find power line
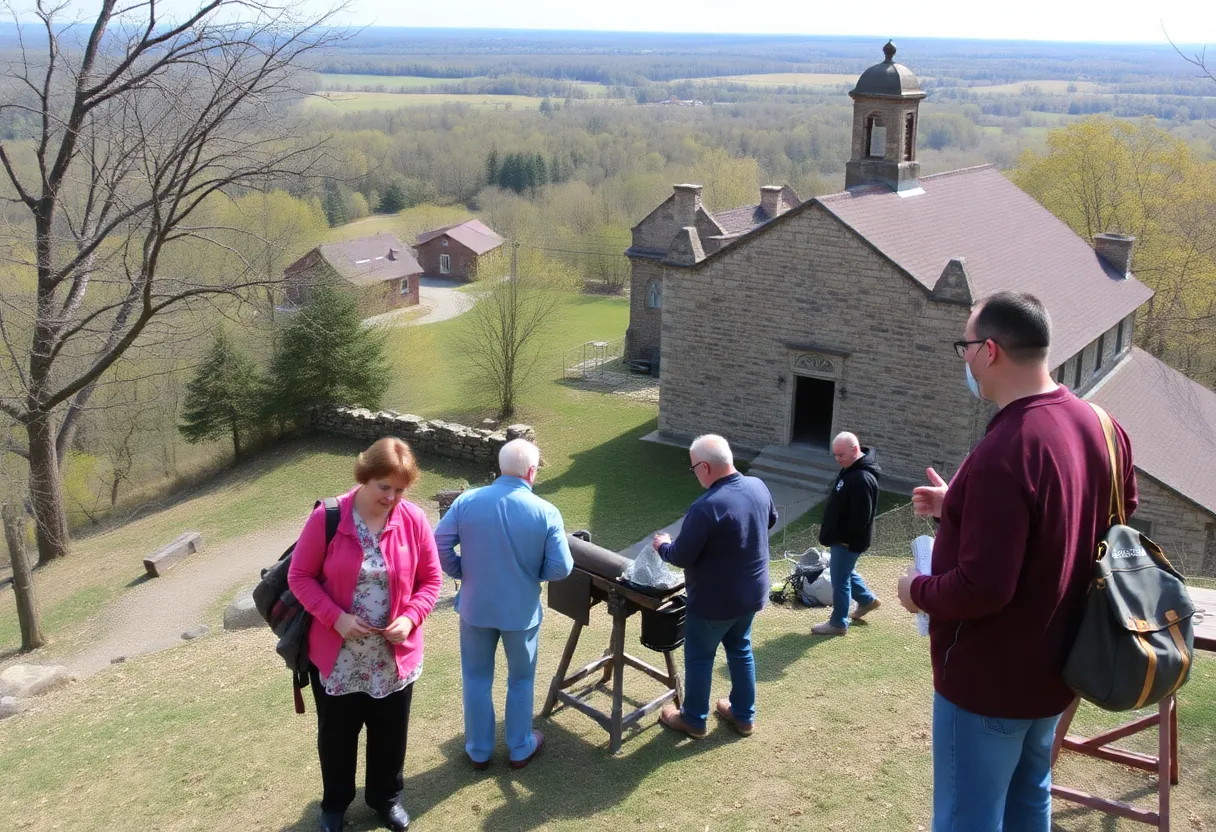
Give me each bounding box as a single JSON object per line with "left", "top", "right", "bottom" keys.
{"left": 517, "top": 243, "right": 628, "bottom": 258}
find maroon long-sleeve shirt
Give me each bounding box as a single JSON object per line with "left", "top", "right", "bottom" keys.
{"left": 911, "top": 385, "right": 1137, "bottom": 719}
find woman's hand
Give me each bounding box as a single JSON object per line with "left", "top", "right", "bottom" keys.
{"left": 382, "top": 615, "right": 415, "bottom": 644}
{"left": 335, "top": 612, "right": 373, "bottom": 640}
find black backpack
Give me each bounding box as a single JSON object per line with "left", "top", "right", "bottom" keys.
{"left": 1063, "top": 405, "right": 1195, "bottom": 711}
{"left": 253, "top": 497, "right": 340, "bottom": 714}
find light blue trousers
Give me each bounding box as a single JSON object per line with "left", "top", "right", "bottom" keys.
{"left": 459, "top": 619, "right": 540, "bottom": 763}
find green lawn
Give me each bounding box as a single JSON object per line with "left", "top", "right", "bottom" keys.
{"left": 303, "top": 92, "right": 552, "bottom": 113}
{"left": 316, "top": 74, "right": 487, "bottom": 90}
{"left": 2, "top": 556, "right": 1212, "bottom": 830}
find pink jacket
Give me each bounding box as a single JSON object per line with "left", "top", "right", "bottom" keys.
{"left": 287, "top": 486, "right": 442, "bottom": 680}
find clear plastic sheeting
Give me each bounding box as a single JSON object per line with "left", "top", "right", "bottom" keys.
{"left": 621, "top": 545, "right": 683, "bottom": 590}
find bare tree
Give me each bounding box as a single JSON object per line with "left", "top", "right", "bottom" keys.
{"left": 0, "top": 1, "right": 344, "bottom": 563}
{"left": 460, "top": 243, "right": 572, "bottom": 417}
{"left": 2, "top": 504, "right": 45, "bottom": 650}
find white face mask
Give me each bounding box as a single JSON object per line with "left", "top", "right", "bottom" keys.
{"left": 965, "top": 362, "right": 981, "bottom": 399}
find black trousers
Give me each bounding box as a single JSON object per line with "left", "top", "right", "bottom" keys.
{"left": 309, "top": 668, "right": 414, "bottom": 813}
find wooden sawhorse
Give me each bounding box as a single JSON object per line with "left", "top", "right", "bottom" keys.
{"left": 541, "top": 574, "right": 683, "bottom": 754}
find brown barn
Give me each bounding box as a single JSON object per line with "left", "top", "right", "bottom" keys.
{"left": 415, "top": 219, "right": 504, "bottom": 280}
{"left": 284, "top": 233, "right": 422, "bottom": 317}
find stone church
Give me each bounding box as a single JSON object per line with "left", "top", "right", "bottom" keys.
{"left": 624, "top": 42, "right": 1216, "bottom": 576}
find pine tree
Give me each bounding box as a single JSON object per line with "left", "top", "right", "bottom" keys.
{"left": 533, "top": 153, "right": 548, "bottom": 187}
{"left": 486, "top": 148, "right": 499, "bottom": 186}
{"left": 378, "top": 180, "right": 408, "bottom": 214}
{"left": 179, "top": 328, "right": 263, "bottom": 458}
{"left": 265, "top": 282, "right": 389, "bottom": 425}
{"left": 321, "top": 181, "right": 349, "bottom": 227}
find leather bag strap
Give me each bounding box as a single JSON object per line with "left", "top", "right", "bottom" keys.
{"left": 1087, "top": 402, "right": 1126, "bottom": 526}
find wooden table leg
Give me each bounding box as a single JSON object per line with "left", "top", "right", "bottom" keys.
{"left": 542, "top": 620, "right": 583, "bottom": 718}
{"left": 663, "top": 649, "right": 682, "bottom": 710}
{"left": 1169, "top": 696, "right": 1180, "bottom": 785}
{"left": 1158, "top": 696, "right": 1172, "bottom": 831}
{"left": 608, "top": 602, "right": 628, "bottom": 754}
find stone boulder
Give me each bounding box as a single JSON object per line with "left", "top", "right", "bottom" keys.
{"left": 223, "top": 590, "right": 263, "bottom": 631}
{"left": 0, "top": 696, "right": 25, "bottom": 720}
{"left": 0, "top": 664, "right": 72, "bottom": 699}
{"left": 182, "top": 625, "right": 211, "bottom": 641}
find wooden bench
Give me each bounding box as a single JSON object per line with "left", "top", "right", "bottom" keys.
{"left": 143, "top": 531, "right": 204, "bottom": 578}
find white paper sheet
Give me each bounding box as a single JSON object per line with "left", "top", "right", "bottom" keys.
{"left": 911, "top": 535, "right": 935, "bottom": 637}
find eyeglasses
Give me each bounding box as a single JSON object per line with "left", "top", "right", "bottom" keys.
{"left": 689, "top": 461, "right": 708, "bottom": 473}
{"left": 953, "top": 339, "right": 990, "bottom": 358}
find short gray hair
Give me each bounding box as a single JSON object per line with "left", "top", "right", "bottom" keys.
{"left": 499, "top": 439, "right": 540, "bottom": 477}
{"left": 690, "top": 434, "right": 733, "bottom": 467}
{"left": 832, "top": 432, "right": 859, "bottom": 451}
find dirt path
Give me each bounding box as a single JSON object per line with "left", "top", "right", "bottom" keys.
{"left": 56, "top": 520, "right": 303, "bottom": 677}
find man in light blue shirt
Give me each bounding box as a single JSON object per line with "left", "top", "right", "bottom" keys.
{"left": 433, "top": 438, "right": 573, "bottom": 770}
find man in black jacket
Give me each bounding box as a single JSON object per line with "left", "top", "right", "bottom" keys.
{"left": 812, "top": 432, "right": 881, "bottom": 635}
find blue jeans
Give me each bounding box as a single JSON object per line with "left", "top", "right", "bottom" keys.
{"left": 459, "top": 619, "right": 540, "bottom": 763}
{"left": 681, "top": 612, "right": 756, "bottom": 731}
{"left": 932, "top": 693, "right": 1063, "bottom": 832}
{"left": 829, "top": 544, "right": 876, "bottom": 628}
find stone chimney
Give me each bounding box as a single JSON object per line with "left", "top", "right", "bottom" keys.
{"left": 760, "top": 186, "right": 785, "bottom": 218}
{"left": 387, "top": 248, "right": 397, "bottom": 261}
{"left": 1093, "top": 233, "right": 1135, "bottom": 278}
{"left": 663, "top": 226, "right": 706, "bottom": 267}
{"left": 672, "top": 184, "right": 703, "bottom": 228}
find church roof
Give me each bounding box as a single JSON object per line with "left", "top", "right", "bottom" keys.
{"left": 816, "top": 165, "right": 1154, "bottom": 368}
{"left": 850, "top": 41, "right": 925, "bottom": 99}
{"left": 1088, "top": 347, "right": 1216, "bottom": 515}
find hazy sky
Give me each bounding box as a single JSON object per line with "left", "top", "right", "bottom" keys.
{"left": 333, "top": 0, "right": 1213, "bottom": 44}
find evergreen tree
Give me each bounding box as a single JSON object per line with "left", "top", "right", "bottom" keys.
{"left": 179, "top": 328, "right": 263, "bottom": 458}
{"left": 265, "top": 283, "right": 389, "bottom": 425}
{"left": 486, "top": 148, "right": 499, "bottom": 186}
{"left": 533, "top": 153, "right": 548, "bottom": 187}
{"left": 377, "top": 180, "right": 408, "bottom": 214}
{"left": 321, "top": 181, "right": 349, "bottom": 227}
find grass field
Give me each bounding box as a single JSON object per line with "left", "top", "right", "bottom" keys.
{"left": 1, "top": 555, "right": 1212, "bottom": 831}
{"left": 314, "top": 74, "right": 611, "bottom": 98}
{"left": 690, "top": 72, "right": 858, "bottom": 87}
{"left": 303, "top": 91, "right": 554, "bottom": 113}
{"left": 971, "top": 79, "right": 1103, "bottom": 95}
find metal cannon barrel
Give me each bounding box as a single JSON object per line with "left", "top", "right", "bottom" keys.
{"left": 567, "top": 533, "right": 632, "bottom": 580}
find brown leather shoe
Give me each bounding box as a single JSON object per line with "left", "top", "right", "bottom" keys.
{"left": 468, "top": 754, "right": 490, "bottom": 771}
{"left": 715, "top": 698, "right": 754, "bottom": 736}
{"left": 851, "top": 598, "right": 882, "bottom": 621}
{"left": 659, "top": 703, "right": 707, "bottom": 740}
{"left": 509, "top": 730, "right": 545, "bottom": 769}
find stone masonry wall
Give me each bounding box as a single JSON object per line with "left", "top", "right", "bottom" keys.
{"left": 1133, "top": 474, "right": 1216, "bottom": 578}
{"left": 625, "top": 259, "right": 664, "bottom": 360}
{"left": 659, "top": 202, "right": 983, "bottom": 485}
{"left": 312, "top": 406, "right": 536, "bottom": 471}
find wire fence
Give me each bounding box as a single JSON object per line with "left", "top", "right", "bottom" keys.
{"left": 770, "top": 499, "right": 937, "bottom": 565}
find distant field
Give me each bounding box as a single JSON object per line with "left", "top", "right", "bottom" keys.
{"left": 970, "top": 79, "right": 1103, "bottom": 95}
{"left": 303, "top": 91, "right": 552, "bottom": 113}
{"left": 315, "top": 73, "right": 485, "bottom": 89}
{"left": 692, "top": 72, "right": 859, "bottom": 86}
{"left": 314, "top": 74, "right": 611, "bottom": 97}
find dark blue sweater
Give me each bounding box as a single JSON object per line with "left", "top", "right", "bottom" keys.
{"left": 658, "top": 473, "right": 777, "bottom": 619}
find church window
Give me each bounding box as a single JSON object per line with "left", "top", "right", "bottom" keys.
{"left": 903, "top": 112, "right": 916, "bottom": 161}
{"left": 646, "top": 280, "right": 661, "bottom": 309}
{"left": 1073, "top": 353, "right": 1083, "bottom": 388}
{"left": 1116, "top": 319, "right": 1126, "bottom": 353}
{"left": 1094, "top": 334, "right": 1105, "bottom": 373}
{"left": 865, "top": 116, "right": 886, "bottom": 159}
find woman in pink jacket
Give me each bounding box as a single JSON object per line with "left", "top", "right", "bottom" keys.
{"left": 288, "top": 438, "right": 442, "bottom": 832}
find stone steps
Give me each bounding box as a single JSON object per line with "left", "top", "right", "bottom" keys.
{"left": 748, "top": 444, "right": 839, "bottom": 495}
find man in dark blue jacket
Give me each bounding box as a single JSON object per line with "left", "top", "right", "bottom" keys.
{"left": 812, "top": 432, "right": 881, "bottom": 636}
{"left": 652, "top": 434, "right": 776, "bottom": 739}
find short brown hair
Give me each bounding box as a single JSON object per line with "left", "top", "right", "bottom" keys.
{"left": 354, "top": 437, "right": 419, "bottom": 487}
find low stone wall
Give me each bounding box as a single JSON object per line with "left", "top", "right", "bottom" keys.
{"left": 312, "top": 406, "right": 535, "bottom": 469}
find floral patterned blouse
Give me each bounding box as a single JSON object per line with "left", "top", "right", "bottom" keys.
{"left": 321, "top": 509, "right": 423, "bottom": 698}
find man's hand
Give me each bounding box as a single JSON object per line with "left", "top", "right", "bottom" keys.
{"left": 912, "top": 467, "right": 948, "bottom": 519}
{"left": 335, "top": 612, "right": 373, "bottom": 640}
{"left": 382, "top": 615, "right": 415, "bottom": 644}
{"left": 652, "top": 532, "right": 672, "bottom": 550}
{"left": 897, "top": 565, "right": 922, "bottom": 614}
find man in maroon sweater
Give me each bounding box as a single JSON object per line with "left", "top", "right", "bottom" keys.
{"left": 897, "top": 292, "right": 1137, "bottom": 832}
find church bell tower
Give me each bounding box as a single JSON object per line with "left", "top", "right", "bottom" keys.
{"left": 845, "top": 41, "right": 926, "bottom": 192}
